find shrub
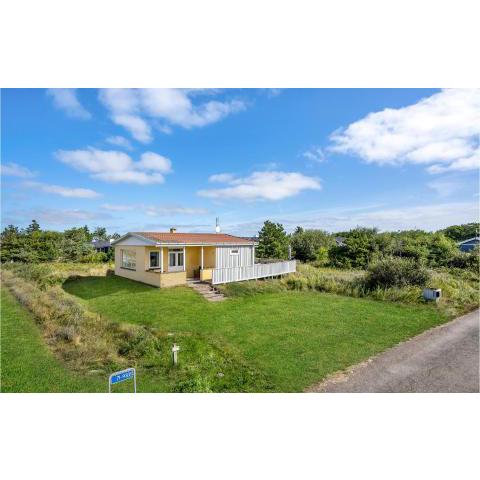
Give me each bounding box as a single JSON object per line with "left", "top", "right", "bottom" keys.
{"left": 447, "top": 248, "right": 480, "bottom": 272}
{"left": 365, "top": 257, "right": 430, "bottom": 289}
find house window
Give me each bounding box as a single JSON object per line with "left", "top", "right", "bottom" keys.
{"left": 168, "top": 248, "right": 184, "bottom": 272}
{"left": 121, "top": 249, "right": 136, "bottom": 270}
{"left": 150, "top": 251, "right": 160, "bottom": 268}
{"left": 230, "top": 248, "right": 239, "bottom": 255}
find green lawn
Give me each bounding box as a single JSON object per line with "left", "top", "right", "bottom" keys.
{"left": 60, "top": 275, "right": 447, "bottom": 392}
{"left": 1, "top": 289, "right": 106, "bottom": 392}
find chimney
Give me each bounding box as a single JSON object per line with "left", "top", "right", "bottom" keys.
{"left": 215, "top": 217, "right": 221, "bottom": 233}
{"left": 170, "top": 227, "right": 177, "bottom": 233}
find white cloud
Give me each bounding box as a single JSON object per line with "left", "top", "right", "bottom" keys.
{"left": 55, "top": 148, "right": 173, "bottom": 185}
{"left": 137, "top": 152, "right": 172, "bottom": 173}
{"left": 208, "top": 173, "right": 236, "bottom": 183}
{"left": 106, "top": 136, "right": 133, "bottom": 150}
{"left": 303, "top": 146, "right": 325, "bottom": 163}
{"left": 99, "top": 88, "right": 246, "bottom": 142}
{"left": 1, "top": 162, "right": 36, "bottom": 178}
{"left": 144, "top": 206, "right": 209, "bottom": 217}
{"left": 46, "top": 89, "right": 91, "bottom": 120}
{"left": 101, "top": 203, "right": 134, "bottom": 211}
{"left": 426, "top": 147, "right": 480, "bottom": 174}
{"left": 112, "top": 114, "right": 152, "bottom": 143}
{"left": 198, "top": 171, "right": 321, "bottom": 201}
{"left": 329, "top": 89, "right": 480, "bottom": 174}
{"left": 427, "top": 178, "right": 461, "bottom": 197}
{"left": 23, "top": 181, "right": 101, "bottom": 198}
{"left": 4, "top": 207, "right": 112, "bottom": 226}
{"left": 101, "top": 203, "right": 208, "bottom": 216}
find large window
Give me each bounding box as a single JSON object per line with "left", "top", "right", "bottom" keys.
{"left": 150, "top": 251, "right": 160, "bottom": 268}
{"left": 121, "top": 249, "right": 136, "bottom": 270}
{"left": 168, "top": 248, "right": 184, "bottom": 272}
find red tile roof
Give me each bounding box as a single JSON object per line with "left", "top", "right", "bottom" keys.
{"left": 132, "top": 232, "right": 256, "bottom": 245}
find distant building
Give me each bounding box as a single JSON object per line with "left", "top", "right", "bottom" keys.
{"left": 92, "top": 239, "right": 114, "bottom": 253}
{"left": 335, "top": 236, "right": 346, "bottom": 247}
{"left": 457, "top": 237, "right": 480, "bottom": 252}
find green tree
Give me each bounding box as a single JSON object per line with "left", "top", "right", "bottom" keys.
{"left": 25, "top": 219, "right": 41, "bottom": 234}
{"left": 291, "top": 229, "right": 333, "bottom": 262}
{"left": 256, "top": 221, "right": 289, "bottom": 259}
{"left": 427, "top": 233, "right": 458, "bottom": 267}
{"left": 61, "top": 227, "right": 95, "bottom": 262}
{"left": 440, "top": 223, "right": 479, "bottom": 242}
{"left": 329, "top": 227, "right": 379, "bottom": 268}
{"left": 92, "top": 226, "right": 108, "bottom": 241}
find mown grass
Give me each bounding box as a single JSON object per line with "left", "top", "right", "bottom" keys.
{"left": 62, "top": 274, "right": 448, "bottom": 392}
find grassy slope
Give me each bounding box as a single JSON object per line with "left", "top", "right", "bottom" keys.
{"left": 1, "top": 289, "right": 105, "bottom": 393}
{"left": 64, "top": 276, "right": 447, "bottom": 392}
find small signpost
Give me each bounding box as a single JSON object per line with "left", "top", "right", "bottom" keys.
{"left": 172, "top": 344, "right": 180, "bottom": 366}
{"left": 108, "top": 367, "right": 136, "bottom": 393}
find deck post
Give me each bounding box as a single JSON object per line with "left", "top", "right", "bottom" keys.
{"left": 160, "top": 246, "right": 163, "bottom": 273}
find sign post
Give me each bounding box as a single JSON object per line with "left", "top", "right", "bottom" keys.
{"left": 108, "top": 367, "right": 136, "bottom": 393}
{"left": 172, "top": 344, "right": 180, "bottom": 366}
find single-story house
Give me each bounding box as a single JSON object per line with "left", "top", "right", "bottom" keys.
{"left": 91, "top": 239, "right": 114, "bottom": 253}
{"left": 112, "top": 229, "right": 296, "bottom": 288}
{"left": 457, "top": 237, "right": 480, "bottom": 252}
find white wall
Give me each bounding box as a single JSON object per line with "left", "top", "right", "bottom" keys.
{"left": 215, "top": 245, "right": 254, "bottom": 268}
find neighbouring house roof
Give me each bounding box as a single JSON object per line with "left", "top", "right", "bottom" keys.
{"left": 112, "top": 232, "right": 257, "bottom": 246}
{"left": 457, "top": 237, "right": 480, "bottom": 245}
{"left": 91, "top": 239, "right": 113, "bottom": 249}
{"left": 335, "top": 236, "right": 346, "bottom": 246}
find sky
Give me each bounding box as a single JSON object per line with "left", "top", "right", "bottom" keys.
{"left": 1, "top": 88, "right": 479, "bottom": 236}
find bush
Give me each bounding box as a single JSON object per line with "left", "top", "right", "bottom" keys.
{"left": 366, "top": 257, "right": 430, "bottom": 289}
{"left": 447, "top": 248, "right": 480, "bottom": 272}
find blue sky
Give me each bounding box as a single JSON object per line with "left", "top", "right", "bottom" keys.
{"left": 1, "top": 88, "right": 479, "bottom": 236}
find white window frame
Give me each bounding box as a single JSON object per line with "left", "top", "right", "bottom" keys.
{"left": 149, "top": 251, "right": 160, "bottom": 269}
{"left": 230, "top": 248, "right": 240, "bottom": 255}
{"left": 121, "top": 249, "right": 136, "bottom": 270}
{"left": 168, "top": 248, "right": 184, "bottom": 272}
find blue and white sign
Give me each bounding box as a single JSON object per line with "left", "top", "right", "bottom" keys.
{"left": 108, "top": 367, "right": 136, "bottom": 393}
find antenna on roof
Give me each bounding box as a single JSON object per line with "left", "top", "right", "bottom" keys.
{"left": 215, "top": 217, "right": 221, "bottom": 233}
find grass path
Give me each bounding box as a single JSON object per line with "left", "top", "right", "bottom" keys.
{"left": 64, "top": 276, "right": 448, "bottom": 392}
{"left": 1, "top": 289, "right": 105, "bottom": 393}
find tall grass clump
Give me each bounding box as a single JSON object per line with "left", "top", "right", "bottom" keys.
{"left": 2, "top": 262, "right": 111, "bottom": 290}
{"left": 365, "top": 257, "right": 430, "bottom": 289}
{"left": 1, "top": 269, "right": 124, "bottom": 372}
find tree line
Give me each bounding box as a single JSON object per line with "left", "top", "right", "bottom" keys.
{"left": 0, "top": 221, "right": 120, "bottom": 263}
{"left": 256, "top": 220, "right": 479, "bottom": 270}
{"left": 1, "top": 219, "right": 478, "bottom": 269}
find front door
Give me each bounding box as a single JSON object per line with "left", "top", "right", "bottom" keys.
{"left": 168, "top": 248, "right": 184, "bottom": 272}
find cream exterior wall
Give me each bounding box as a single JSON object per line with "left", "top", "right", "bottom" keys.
{"left": 115, "top": 242, "right": 252, "bottom": 287}
{"left": 115, "top": 245, "right": 208, "bottom": 287}
{"left": 114, "top": 246, "right": 161, "bottom": 287}
{"left": 160, "top": 271, "right": 187, "bottom": 287}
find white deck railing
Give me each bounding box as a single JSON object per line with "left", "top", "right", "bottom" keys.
{"left": 212, "top": 260, "right": 296, "bottom": 285}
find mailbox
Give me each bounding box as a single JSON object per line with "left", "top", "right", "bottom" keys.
{"left": 423, "top": 288, "right": 441, "bottom": 302}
